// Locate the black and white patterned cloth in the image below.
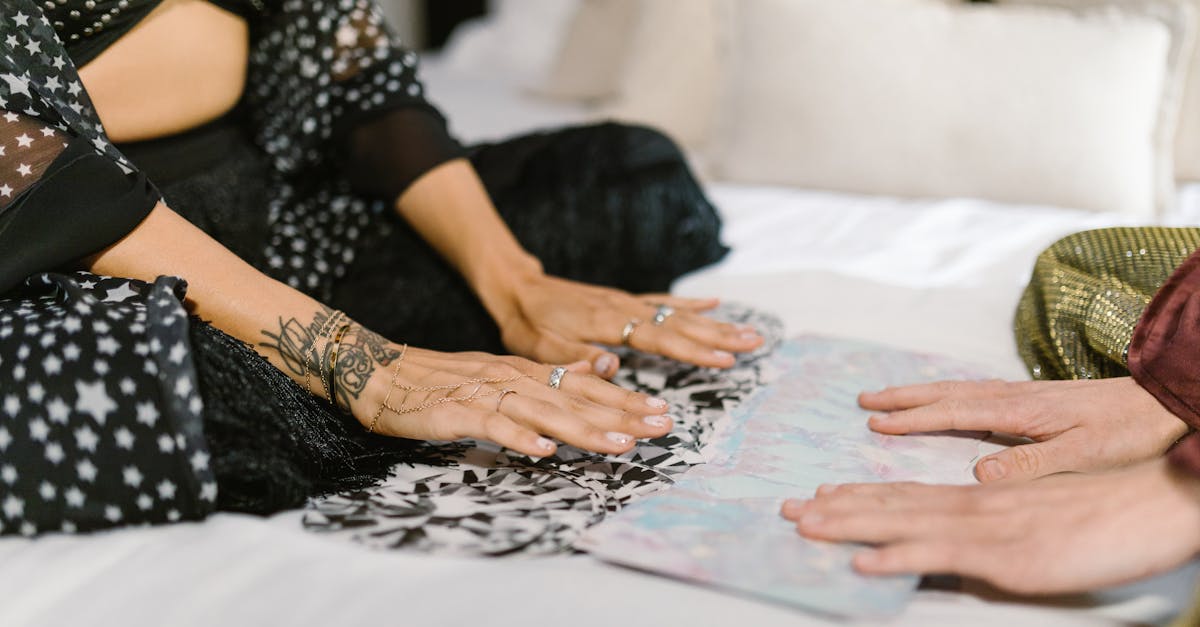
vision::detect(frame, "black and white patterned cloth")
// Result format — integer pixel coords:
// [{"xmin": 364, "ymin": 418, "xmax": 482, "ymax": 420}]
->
[
  {"xmin": 0, "ymin": 272, "xmax": 216, "ymax": 535},
  {"xmin": 302, "ymin": 305, "xmax": 785, "ymax": 556},
  {"xmin": 0, "ymin": 0, "xmax": 452, "ymax": 536}
]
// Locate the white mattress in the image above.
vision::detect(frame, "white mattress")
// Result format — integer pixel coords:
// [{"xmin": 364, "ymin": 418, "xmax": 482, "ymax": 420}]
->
[{"xmin": 4, "ymin": 57, "xmax": 1200, "ymax": 627}]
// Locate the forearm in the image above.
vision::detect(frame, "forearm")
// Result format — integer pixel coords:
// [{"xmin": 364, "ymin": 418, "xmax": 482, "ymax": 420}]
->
[
  {"xmin": 86, "ymin": 204, "xmax": 343, "ymax": 395},
  {"xmin": 394, "ymin": 158, "xmax": 541, "ymax": 316}
]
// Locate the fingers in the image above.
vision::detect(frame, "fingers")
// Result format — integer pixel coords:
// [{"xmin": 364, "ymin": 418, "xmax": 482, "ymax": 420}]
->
[
  {"xmin": 973, "ymin": 440, "xmax": 1068, "ymax": 483},
  {"xmin": 514, "ymin": 371, "xmax": 673, "ymax": 440},
  {"xmin": 852, "ymin": 542, "xmax": 985, "ymax": 579},
  {"xmin": 639, "ymin": 293, "xmax": 720, "ymax": 311},
  {"xmin": 491, "ymin": 391, "xmax": 639, "ymax": 455},
  {"xmin": 866, "ymin": 397, "xmax": 1021, "ymax": 435},
  {"xmin": 381, "ymin": 401, "xmax": 557, "ymax": 458},
  {"xmin": 547, "ymin": 365, "xmax": 673, "ymax": 417},
  {"xmin": 627, "ymin": 321, "xmax": 738, "ymax": 368},
  {"xmin": 379, "ymin": 349, "xmax": 673, "ymax": 456},
  {"xmin": 858, "ymin": 379, "xmax": 1014, "ymax": 411},
  {"xmin": 669, "ymin": 311, "xmax": 764, "ymax": 354}
]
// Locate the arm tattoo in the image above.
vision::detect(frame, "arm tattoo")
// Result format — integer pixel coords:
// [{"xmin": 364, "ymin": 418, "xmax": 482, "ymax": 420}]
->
[
  {"xmin": 330, "ymin": 324, "xmax": 400, "ymax": 408},
  {"xmin": 259, "ymin": 307, "xmax": 400, "ymax": 407}
]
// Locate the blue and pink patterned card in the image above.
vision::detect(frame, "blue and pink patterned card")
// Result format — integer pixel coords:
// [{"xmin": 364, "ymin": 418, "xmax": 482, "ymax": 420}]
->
[{"xmin": 579, "ymin": 336, "xmax": 991, "ymax": 618}]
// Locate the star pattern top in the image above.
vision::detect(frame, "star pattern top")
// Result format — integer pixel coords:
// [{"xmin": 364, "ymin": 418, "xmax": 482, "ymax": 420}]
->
[{"xmin": 0, "ymin": 0, "xmax": 458, "ymax": 536}]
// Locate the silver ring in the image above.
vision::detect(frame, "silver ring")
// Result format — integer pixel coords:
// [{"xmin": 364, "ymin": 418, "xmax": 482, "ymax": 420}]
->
[
  {"xmin": 496, "ymin": 389, "xmax": 517, "ymax": 412},
  {"xmin": 621, "ymin": 318, "xmax": 642, "ymax": 346},
  {"xmin": 548, "ymin": 366, "xmax": 567, "ymax": 389},
  {"xmin": 651, "ymin": 305, "xmax": 675, "ymax": 326}
]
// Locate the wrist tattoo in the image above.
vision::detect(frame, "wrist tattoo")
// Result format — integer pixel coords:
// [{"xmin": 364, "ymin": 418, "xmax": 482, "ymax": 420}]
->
[{"xmin": 260, "ymin": 307, "xmax": 401, "ymax": 407}]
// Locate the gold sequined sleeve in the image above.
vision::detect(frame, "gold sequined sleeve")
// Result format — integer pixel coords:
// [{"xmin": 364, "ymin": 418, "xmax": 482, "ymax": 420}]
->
[{"xmin": 1015, "ymin": 227, "xmax": 1200, "ymax": 380}]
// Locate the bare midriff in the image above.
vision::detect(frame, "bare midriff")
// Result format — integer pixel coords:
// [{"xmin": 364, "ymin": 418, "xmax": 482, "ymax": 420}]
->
[{"xmin": 77, "ymin": 0, "xmax": 249, "ymax": 143}]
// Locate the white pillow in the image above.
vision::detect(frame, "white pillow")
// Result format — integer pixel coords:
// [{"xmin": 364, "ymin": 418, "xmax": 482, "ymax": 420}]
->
[
  {"xmin": 996, "ymin": 0, "xmax": 1196, "ymax": 200},
  {"xmin": 536, "ymin": 0, "xmax": 640, "ymax": 101},
  {"xmin": 713, "ymin": 0, "xmax": 1172, "ymax": 217},
  {"xmin": 438, "ymin": 0, "xmax": 583, "ymax": 85},
  {"xmin": 600, "ymin": 0, "xmax": 732, "ymax": 151},
  {"xmin": 1180, "ymin": 0, "xmax": 1200, "ymax": 180}
]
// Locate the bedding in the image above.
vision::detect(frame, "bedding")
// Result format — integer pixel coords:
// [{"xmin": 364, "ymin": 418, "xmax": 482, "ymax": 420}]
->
[
  {"xmin": 715, "ymin": 0, "xmax": 1173, "ymax": 217},
  {"xmin": 3, "ymin": 23, "xmax": 1200, "ymax": 627}
]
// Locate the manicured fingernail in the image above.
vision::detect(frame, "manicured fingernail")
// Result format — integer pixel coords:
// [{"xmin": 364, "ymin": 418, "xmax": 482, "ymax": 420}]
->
[
  {"xmin": 800, "ymin": 513, "xmax": 823, "ymax": 528},
  {"xmin": 606, "ymin": 432, "xmax": 633, "ymax": 445},
  {"xmin": 740, "ymin": 332, "xmax": 760, "ymax": 341},
  {"xmin": 816, "ymin": 484, "xmax": 838, "ymax": 496},
  {"xmin": 643, "ymin": 414, "xmax": 674, "ymax": 428},
  {"xmin": 978, "ymin": 458, "xmax": 1006, "ymax": 480},
  {"xmin": 536, "ymin": 437, "xmax": 555, "ymax": 451},
  {"xmin": 868, "ymin": 414, "xmax": 890, "ymax": 424},
  {"xmin": 645, "ymin": 396, "xmax": 668, "ymax": 408},
  {"xmin": 594, "ymin": 354, "xmax": 617, "ymax": 376},
  {"xmin": 713, "ymin": 350, "xmax": 734, "ymax": 360}
]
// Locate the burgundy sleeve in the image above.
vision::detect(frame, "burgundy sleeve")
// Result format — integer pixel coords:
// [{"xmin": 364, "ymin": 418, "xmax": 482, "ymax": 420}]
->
[
  {"xmin": 1128, "ymin": 249, "xmax": 1200, "ymax": 430},
  {"xmin": 1170, "ymin": 433, "xmax": 1200, "ymax": 477}
]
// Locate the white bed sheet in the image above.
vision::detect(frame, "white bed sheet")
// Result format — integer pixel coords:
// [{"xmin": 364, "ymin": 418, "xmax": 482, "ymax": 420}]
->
[{"xmin": 4, "ymin": 58, "xmax": 1200, "ymax": 627}]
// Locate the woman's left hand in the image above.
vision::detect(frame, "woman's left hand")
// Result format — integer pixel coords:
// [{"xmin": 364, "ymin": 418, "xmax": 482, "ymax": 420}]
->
[
  {"xmin": 486, "ymin": 272, "xmax": 763, "ymax": 378},
  {"xmin": 780, "ymin": 459, "xmax": 1200, "ymax": 595}
]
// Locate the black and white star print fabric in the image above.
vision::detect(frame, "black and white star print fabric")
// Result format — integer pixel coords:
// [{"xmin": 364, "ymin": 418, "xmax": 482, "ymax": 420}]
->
[
  {"xmin": 0, "ymin": 0, "xmax": 452, "ymax": 536},
  {"xmin": 0, "ymin": 273, "xmax": 217, "ymax": 536},
  {"xmin": 0, "ymin": 3, "xmax": 215, "ymax": 536},
  {"xmin": 0, "ymin": 111, "xmax": 64, "ymax": 208}
]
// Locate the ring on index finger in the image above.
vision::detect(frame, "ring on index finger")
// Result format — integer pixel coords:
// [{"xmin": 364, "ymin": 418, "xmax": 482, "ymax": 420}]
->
[
  {"xmin": 548, "ymin": 366, "xmax": 567, "ymax": 389},
  {"xmin": 651, "ymin": 305, "xmax": 675, "ymax": 326}
]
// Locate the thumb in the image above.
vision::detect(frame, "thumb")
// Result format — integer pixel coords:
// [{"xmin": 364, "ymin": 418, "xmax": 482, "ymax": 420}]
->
[{"xmin": 974, "ymin": 442, "xmax": 1063, "ymax": 482}]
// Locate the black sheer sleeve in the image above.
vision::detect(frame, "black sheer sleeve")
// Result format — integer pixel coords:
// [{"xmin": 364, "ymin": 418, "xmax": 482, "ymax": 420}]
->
[
  {"xmin": 0, "ymin": 5, "xmax": 161, "ymax": 295},
  {"xmin": 342, "ymin": 106, "xmax": 463, "ymax": 202},
  {"xmin": 0, "ymin": 125, "xmax": 157, "ymax": 294},
  {"xmin": 243, "ymin": 0, "xmax": 463, "ymax": 202}
]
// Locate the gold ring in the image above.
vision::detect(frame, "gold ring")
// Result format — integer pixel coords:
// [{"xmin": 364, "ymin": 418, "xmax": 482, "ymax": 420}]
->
[
  {"xmin": 496, "ymin": 389, "xmax": 517, "ymax": 412},
  {"xmin": 621, "ymin": 318, "xmax": 642, "ymax": 347}
]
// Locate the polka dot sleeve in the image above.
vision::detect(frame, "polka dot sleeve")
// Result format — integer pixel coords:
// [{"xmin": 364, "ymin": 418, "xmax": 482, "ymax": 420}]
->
[{"xmin": 243, "ymin": 0, "xmax": 461, "ymax": 194}]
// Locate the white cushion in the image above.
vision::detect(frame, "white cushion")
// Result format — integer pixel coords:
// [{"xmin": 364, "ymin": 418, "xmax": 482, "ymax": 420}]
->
[
  {"xmin": 1179, "ymin": 0, "xmax": 1200, "ymax": 180},
  {"xmin": 713, "ymin": 0, "xmax": 1172, "ymax": 217},
  {"xmin": 536, "ymin": 0, "xmax": 640, "ymax": 101},
  {"xmin": 438, "ymin": 0, "xmax": 583, "ymax": 86},
  {"xmin": 996, "ymin": 0, "xmax": 1195, "ymax": 204},
  {"xmin": 599, "ymin": 0, "xmax": 731, "ymax": 151}
]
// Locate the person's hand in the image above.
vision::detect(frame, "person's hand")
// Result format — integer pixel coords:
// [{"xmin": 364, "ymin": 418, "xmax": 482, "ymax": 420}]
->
[
  {"xmin": 340, "ymin": 338, "xmax": 674, "ymax": 457},
  {"xmin": 780, "ymin": 459, "xmax": 1200, "ymax": 595},
  {"xmin": 858, "ymin": 377, "xmax": 1190, "ymax": 481},
  {"xmin": 483, "ymin": 272, "xmax": 763, "ymax": 378}
]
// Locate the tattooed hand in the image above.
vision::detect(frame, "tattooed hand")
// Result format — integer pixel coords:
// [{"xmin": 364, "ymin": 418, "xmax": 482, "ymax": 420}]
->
[
  {"xmin": 261, "ymin": 306, "xmax": 400, "ymax": 411},
  {"xmin": 260, "ymin": 307, "xmax": 674, "ymax": 456}
]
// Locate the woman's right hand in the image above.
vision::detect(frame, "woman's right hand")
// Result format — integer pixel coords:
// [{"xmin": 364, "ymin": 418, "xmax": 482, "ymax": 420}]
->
[
  {"xmin": 340, "ymin": 336, "xmax": 674, "ymax": 457},
  {"xmin": 859, "ymin": 377, "xmax": 1190, "ymax": 482}
]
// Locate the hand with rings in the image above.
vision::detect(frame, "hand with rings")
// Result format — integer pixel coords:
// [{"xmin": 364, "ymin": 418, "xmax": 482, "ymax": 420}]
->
[
  {"xmin": 353, "ymin": 342, "xmax": 675, "ymax": 457},
  {"xmin": 481, "ymin": 273, "xmax": 763, "ymax": 379}
]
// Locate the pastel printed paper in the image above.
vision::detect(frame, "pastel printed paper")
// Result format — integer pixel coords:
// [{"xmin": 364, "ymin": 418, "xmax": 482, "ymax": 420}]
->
[{"xmin": 579, "ymin": 335, "xmax": 992, "ymax": 618}]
